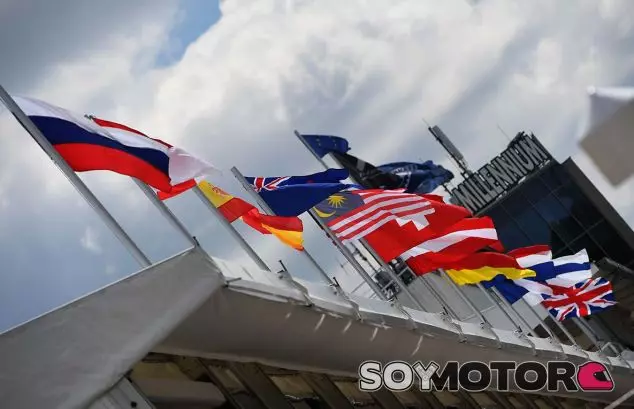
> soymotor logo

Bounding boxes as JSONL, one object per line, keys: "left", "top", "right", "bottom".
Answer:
{"left": 359, "top": 360, "right": 614, "bottom": 393}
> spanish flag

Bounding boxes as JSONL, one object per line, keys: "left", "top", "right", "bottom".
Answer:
{"left": 198, "top": 181, "right": 304, "bottom": 250}
{"left": 445, "top": 252, "right": 536, "bottom": 285}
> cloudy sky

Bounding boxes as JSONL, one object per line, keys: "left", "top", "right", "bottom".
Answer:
{"left": 1, "top": 0, "right": 633, "bottom": 331}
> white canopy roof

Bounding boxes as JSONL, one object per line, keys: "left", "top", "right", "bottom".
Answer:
{"left": 1, "top": 247, "right": 633, "bottom": 409}
{"left": 580, "top": 86, "right": 634, "bottom": 185}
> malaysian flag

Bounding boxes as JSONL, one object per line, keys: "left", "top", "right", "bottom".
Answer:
{"left": 542, "top": 277, "right": 616, "bottom": 321}
{"left": 314, "top": 189, "right": 471, "bottom": 245}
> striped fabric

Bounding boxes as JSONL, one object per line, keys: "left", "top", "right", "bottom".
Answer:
{"left": 327, "top": 189, "right": 451, "bottom": 244}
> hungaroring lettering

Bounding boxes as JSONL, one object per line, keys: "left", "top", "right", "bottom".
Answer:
{"left": 449, "top": 132, "right": 553, "bottom": 214}
{"left": 358, "top": 360, "right": 614, "bottom": 393}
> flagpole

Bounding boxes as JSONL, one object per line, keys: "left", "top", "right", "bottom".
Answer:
{"left": 487, "top": 285, "right": 539, "bottom": 337}
{"left": 0, "top": 85, "right": 151, "bottom": 267}
{"left": 192, "top": 185, "right": 271, "bottom": 272}
{"left": 518, "top": 299, "right": 573, "bottom": 345}
{"left": 305, "top": 208, "right": 388, "bottom": 300}
{"left": 439, "top": 269, "right": 494, "bottom": 329}
{"left": 297, "top": 131, "right": 445, "bottom": 311}
{"left": 133, "top": 179, "right": 198, "bottom": 247}
{"left": 293, "top": 131, "right": 402, "bottom": 301}
{"left": 230, "top": 166, "right": 340, "bottom": 287}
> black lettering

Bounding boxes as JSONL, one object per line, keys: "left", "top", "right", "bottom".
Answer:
{"left": 480, "top": 167, "right": 504, "bottom": 195}
{"left": 459, "top": 362, "right": 491, "bottom": 392}
{"left": 519, "top": 137, "right": 549, "bottom": 165}
{"left": 489, "top": 158, "right": 514, "bottom": 185}
{"left": 507, "top": 147, "right": 534, "bottom": 172}
{"left": 463, "top": 178, "right": 487, "bottom": 207}
{"left": 431, "top": 361, "right": 459, "bottom": 391}
{"left": 472, "top": 173, "right": 494, "bottom": 202}
{"left": 451, "top": 186, "right": 479, "bottom": 213}
{"left": 515, "top": 362, "right": 547, "bottom": 392}
{"left": 547, "top": 361, "right": 577, "bottom": 392}
{"left": 498, "top": 151, "right": 525, "bottom": 179}
{"left": 490, "top": 361, "right": 515, "bottom": 391}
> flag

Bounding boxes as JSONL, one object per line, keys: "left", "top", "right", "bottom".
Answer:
{"left": 444, "top": 252, "right": 536, "bottom": 285}
{"left": 397, "top": 217, "right": 501, "bottom": 275}
{"left": 302, "top": 135, "right": 350, "bottom": 157}
{"left": 363, "top": 205, "right": 477, "bottom": 263}
{"left": 542, "top": 277, "right": 616, "bottom": 321}
{"left": 198, "top": 181, "right": 304, "bottom": 250}
{"left": 244, "top": 168, "right": 354, "bottom": 217}
{"left": 14, "top": 96, "right": 217, "bottom": 193}
{"left": 331, "top": 152, "right": 404, "bottom": 189}
{"left": 315, "top": 189, "right": 471, "bottom": 245}
{"left": 377, "top": 161, "right": 454, "bottom": 193}
{"left": 242, "top": 210, "right": 304, "bottom": 251}
{"left": 482, "top": 245, "right": 553, "bottom": 304}
{"left": 485, "top": 247, "right": 594, "bottom": 306}
{"left": 198, "top": 181, "right": 255, "bottom": 222}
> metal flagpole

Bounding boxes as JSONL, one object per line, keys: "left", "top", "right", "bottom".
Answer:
{"left": 0, "top": 85, "right": 152, "bottom": 267}
{"left": 229, "top": 166, "right": 339, "bottom": 287}
{"left": 294, "top": 130, "right": 415, "bottom": 301}
{"left": 313, "top": 209, "right": 426, "bottom": 310}
{"left": 520, "top": 299, "right": 576, "bottom": 345}
{"left": 307, "top": 208, "right": 388, "bottom": 300}
{"left": 133, "top": 179, "right": 198, "bottom": 247}
{"left": 545, "top": 312, "right": 578, "bottom": 346}
{"left": 517, "top": 298, "right": 562, "bottom": 342}
{"left": 487, "top": 285, "right": 539, "bottom": 337}
{"left": 439, "top": 269, "right": 493, "bottom": 328}
{"left": 192, "top": 185, "right": 271, "bottom": 272}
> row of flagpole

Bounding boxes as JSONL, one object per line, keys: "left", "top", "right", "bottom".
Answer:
{"left": 296, "top": 127, "right": 542, "bottom": 339}
{"left": 0, "top": 84, "right": 626, "bottom": 364}
{"left": 292, "top": 127, "right": 619, "bottom": 357}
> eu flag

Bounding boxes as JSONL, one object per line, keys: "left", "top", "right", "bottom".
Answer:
{"left": 244, "top": 168, "right": 354, "bottom": 216}
{"left": 302, "top": 135, "right": 350, "bottom": 158}
{"left": 377, "top": 161, "right": 454, "bottom": 194}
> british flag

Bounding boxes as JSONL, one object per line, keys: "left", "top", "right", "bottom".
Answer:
{"left": 542, "top": 277, "right": 616, "bottom": 321}
{"left": 251, "top": 176, "right": 290, "bottom": 192}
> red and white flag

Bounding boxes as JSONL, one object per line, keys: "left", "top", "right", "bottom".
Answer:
{"left": 328, "top": 189, "right": 471, "bottom": 246}
{"left": 400, "top": 217, "right": 501, "bottom": 275}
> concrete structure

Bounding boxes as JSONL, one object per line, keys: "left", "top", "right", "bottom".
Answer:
{"left": 1, "top": 246, "right": 633, "bottom": 408}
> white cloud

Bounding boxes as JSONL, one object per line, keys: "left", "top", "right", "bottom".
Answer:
{"left": 80, "top": 226, "right": 102, "bottom": 254}
{"left": 2, "top": 0, "right": 634, "bottom": 326}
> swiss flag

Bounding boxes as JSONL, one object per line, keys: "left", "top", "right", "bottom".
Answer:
{"left": 364, "top": 197, "right": 472, "bottom": 262}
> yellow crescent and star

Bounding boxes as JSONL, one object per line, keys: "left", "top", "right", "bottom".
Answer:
{"left": 313, "top": 194, "right": 347, "bottom": 218}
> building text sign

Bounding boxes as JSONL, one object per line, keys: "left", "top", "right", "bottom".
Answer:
{"left": 450, "top": 132, "right": 553, "bottom": 213}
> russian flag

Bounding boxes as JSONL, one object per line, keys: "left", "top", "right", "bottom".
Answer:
{"left": 14, "top": 96, "right": 216, "bottom": 193}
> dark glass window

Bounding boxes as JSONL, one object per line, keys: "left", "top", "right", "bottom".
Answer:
{"left": 534, "top": 194, "right": 584, "bottom": 242}
{"left": 589, "top": 221, "right": 634, "bottom": 266}
{"left": 540, "top": 164, "right": 570, "bottom": 190}
{"left": 554, "top": 183, "right": 602, "bottom": 227}
{"left": 569, "top": 234, "right": 606, "bottom": 263}
{"left": 485, "top": 205, "right": 531, "bottom": 250}
{"left": 522, "top": 176, "right": 550, "bottom": 204}
{"left": 549, "top": 231, "right": 569, "bottom": 256}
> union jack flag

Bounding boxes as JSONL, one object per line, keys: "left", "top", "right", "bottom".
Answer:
{"left": 251, "top": 176, "right": 290, "bottom": 192}
{"left": 542, "top": 277, "right": 616, "bottom": 321}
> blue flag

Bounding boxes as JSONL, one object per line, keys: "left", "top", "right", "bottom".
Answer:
{"left": 377, "top": 161, "right": 454, "bottom": 194}
{"left": 302, "top": 135, "right": 350, "bottom": 158}
{"left": 486, "top": 248, "right": 593, "bottom": 306}
{"left": 313, "top": 191, "right": 365, "bottom": 223}
{"left": 244, "top": 168, "right": 354, "bottom": 216}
